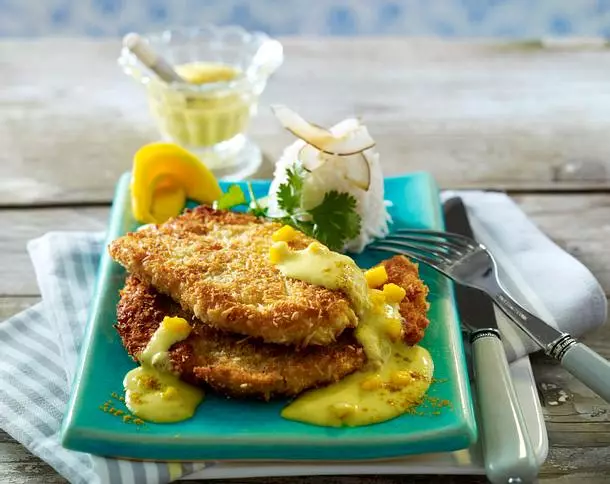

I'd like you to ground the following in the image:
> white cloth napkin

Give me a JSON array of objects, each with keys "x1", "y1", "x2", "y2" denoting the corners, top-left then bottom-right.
[
  {"x1": 442, "y1": 191, "x2": 607, "y2": 360},
  {"x1": 0, "y1": 192, "x2": 606, "y2": 483}
]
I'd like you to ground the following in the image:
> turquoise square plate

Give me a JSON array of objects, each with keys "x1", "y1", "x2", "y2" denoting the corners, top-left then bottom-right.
[{"x1": 61, "y1": 171, "x2": 477, "y2": 461}]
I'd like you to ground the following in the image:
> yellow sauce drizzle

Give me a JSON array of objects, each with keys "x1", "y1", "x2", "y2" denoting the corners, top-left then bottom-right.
[
  {"x1": 123, "y1": 316, "x2": 204, "y2": 423},
  {"x1": 282, "y1": 345, "x2": 433, "y2": 427},
  {"x1": 271, "y1": 242, "x2": 434, "y2": 427},
  {"x1": 271, "y1": 242, "x2": 370, "y2": 328}
]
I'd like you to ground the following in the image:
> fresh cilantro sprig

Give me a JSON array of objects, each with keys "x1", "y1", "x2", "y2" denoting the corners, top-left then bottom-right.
[
  {"x1": 213, "y1": 167, "x2": 361, "y2": 251},
  {"x1": 308, "y1": 191, "x2": 361, "y2": 250},
  {"x1": 276, "y1": 167, "x2": 304, "y2": 214}
]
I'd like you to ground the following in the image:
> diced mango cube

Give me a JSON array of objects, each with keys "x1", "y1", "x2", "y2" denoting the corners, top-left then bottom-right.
[
  {"x1": 369, "y1": 288, "x2": 386, "y2": 305},
  {"x1": 269, "y1": 242, "x2": 288, "y2": 264},
  {"x1": 382, "y1": 283, "x2": 406, "y2": 303},
  {"x1": 162, "y1": 386, "x2": 178, "y2": 400},
  {"x1": 360, "y1": 374, "x2": 383, "y2": 391},
  {"x1": 330, "y1": 402, "x2": 356, "y2": 418},
  {"x1": 385, "y1": 318, "x2": 403, "y2": 340},
  {"x1": 161, "y1": 316, "x2": 191, "y2": 335},
  {"x1": 390, "y1": 370, "x2": 414, "y2": 387},
  {"x1": 365, "y1": 265, "x2": 388, "y2": 288},
  {"x1": 308, "y1": 242, "x2": 326, "y2": 254},
  {"x1": 272, "y1": 225, "x2": 298, "y2": 242}
]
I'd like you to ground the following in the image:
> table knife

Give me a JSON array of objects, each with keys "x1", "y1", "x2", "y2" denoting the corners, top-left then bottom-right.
[{"x1": 444, "y1": 197, "x2": 538, "y2": 484}]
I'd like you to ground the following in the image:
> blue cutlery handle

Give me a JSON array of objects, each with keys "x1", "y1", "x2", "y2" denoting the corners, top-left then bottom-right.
[
  {"x1": 472, "y1": 331, "x2": 539, "y2": 484},
  {"x1": 561, "y1": 343, "x2": 610, "y2": 403}
]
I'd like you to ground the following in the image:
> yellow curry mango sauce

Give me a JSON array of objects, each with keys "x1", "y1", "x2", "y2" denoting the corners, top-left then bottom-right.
[
  {"x1": 147, "y1": 61, "x2": 251, "y2": 148},
  {"x1": 269, "y1": 240, "x2": 434, "y2": 427},
  {"x1": 123, "y1": 316, "x2": 204, "y2": 423}
]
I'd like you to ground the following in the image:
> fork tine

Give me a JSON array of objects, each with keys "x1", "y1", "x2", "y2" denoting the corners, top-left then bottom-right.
[
  {"x1": 385, "y1": 233, "x2": 467, "y2": 257},
  {"x1": 395, "y1": 228, "x2": 477, "y2": 250},
  {"x1": 377, "y1": 239, "x2": 454, "y2": 264},
  {"x1": 368, "y1": 243, "x2": 444, "y2": 270}
]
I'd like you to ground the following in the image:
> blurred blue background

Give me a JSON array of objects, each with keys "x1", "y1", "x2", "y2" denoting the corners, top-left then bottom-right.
[{"x1": 2, "y1": 0, "x2": 610, "y2": 38}]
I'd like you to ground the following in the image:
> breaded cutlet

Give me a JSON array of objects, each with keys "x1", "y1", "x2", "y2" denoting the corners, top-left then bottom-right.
[
  {"x1": 115, "y1": 256, "x2": 429, "y2": 399},
  {"x1": 108, "y1": 207, "x2": 357, "y2": 346},
  {"x1": 116, "y1": 275, "x2": 366, "y2": 400},
  {"x1": 382, "y1": 255, "x2": 430, "y2": 346}
]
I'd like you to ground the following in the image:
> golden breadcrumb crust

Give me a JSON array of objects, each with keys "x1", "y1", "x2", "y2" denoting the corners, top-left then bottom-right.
[
  {"x1": 379, "y1": 255, "x2": 430, "y2": 346},
  {"x1": 109, "y1": 206, "x2": 357, "y2": 346},
  {"x1": 114, "y1": 256, "x2": 429, "y2": 399},
  {"x1": 116, "y1": 276, "x2": 366, "y2": 399}
]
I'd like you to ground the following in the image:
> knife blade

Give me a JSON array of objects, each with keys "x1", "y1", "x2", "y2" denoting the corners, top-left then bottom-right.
[
  {"x1": 443, "y1": 198, "x2": 498, "y2": 335},
  {"x1": 443, "y1": 197, "x2": 538, "y2": 484}
]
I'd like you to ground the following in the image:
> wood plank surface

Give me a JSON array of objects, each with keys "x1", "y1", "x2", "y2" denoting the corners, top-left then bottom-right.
[
  {"x1": 3, "y1": 39, "x2": 610, "y2": 206},
  {"x1": 0, "y1": 207, "x2": 107, "y2": 296}
]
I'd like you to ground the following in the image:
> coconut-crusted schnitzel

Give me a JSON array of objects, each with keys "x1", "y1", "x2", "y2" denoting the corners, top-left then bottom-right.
[
  {"x1": 109, "y1": 207, "x2": 357, "y2": 346},
  {"x1": 115, "y1": 255, "x2": 429, "y2": 399},
  {"x1": 116, "y1": 276, "x2": 366, "y2": 399}
]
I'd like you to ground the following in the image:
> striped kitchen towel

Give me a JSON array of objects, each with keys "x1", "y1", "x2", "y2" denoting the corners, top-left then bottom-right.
[
  {"x1": 0, "y1": 192, "x2": 607, "y2": 483},
  {"x1": 0, "y1": 232, "x2": 207, "y2": 484}
]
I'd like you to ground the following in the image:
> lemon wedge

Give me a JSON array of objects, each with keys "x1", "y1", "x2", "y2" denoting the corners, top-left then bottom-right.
[{"x1": 131, "y1": 143, "x2": 222, "y2": 224}]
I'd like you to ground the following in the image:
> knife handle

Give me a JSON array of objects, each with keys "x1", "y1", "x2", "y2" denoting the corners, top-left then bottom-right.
[
  {"x1": 559, "y1": 341, "x2": 610, "y2": 403},
  {"x1": 471, "y1": 330, "x2": 539, "y2": 484},
  {"x1": 491, "y1": 283, "x2": 610, "y2": 403}
]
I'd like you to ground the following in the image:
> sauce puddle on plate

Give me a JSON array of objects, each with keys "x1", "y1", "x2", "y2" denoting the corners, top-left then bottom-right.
[
  {"x1": 123, "y1": 316, "x2": 204, "y2": 423},
  {"x1": 271, "y1": 241, "x2": 434, "y2": 427}
]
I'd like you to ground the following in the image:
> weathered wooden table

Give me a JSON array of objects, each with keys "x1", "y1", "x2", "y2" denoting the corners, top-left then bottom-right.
[{"x1": 1, "y1": 38, "x2": 610, "y2": 483}]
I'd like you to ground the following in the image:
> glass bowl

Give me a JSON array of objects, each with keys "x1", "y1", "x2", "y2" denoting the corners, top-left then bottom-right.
[{"x1": 119, "y1": 25, "x2": 283, "y2": 179}]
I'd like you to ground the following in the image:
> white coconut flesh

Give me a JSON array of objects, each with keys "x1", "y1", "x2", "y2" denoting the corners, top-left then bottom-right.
[
  {"x1": 268, "y1": 106, "x2": 390, "y2": 252},
  {"x1": 272, "y1": 105, "x2": 373, "y2": 191}
]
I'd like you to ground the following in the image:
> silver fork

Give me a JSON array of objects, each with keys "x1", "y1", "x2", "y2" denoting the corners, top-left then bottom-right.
[{"x1": 369, "y1": 229, "x2": 610, "y2": 403}]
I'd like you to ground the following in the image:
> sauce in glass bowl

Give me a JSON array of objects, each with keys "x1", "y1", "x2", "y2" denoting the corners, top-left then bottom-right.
[
  {"x1": 147, "y1": 62, "x2": 251, "y2": 148},
  {"x1": 119, "y1": 26, "x2": 283, "y2": 179}
]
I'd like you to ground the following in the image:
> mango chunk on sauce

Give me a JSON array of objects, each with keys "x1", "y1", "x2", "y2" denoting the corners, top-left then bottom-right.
[
  {"x1": 272, "y1": 225, "x2": 298, "y2": 242},
  {"x1": 382, "y1": 283, "x2": 407, "y2": 303},
  {"x1": 365, "y1": 266, "x2": 388, "y2": 288},
  {"x1": 269, "y1": 242, "x2": 288, "y2": 264},
  {"x1": 360, "y1": 374, "x2": 383, "y2": 390},
  {"x1": 161, "y1": 315, "x2": 191, "y2": 336},
  {"x1": 384, "y1": 317, "x2": 403, "y2": 340}
]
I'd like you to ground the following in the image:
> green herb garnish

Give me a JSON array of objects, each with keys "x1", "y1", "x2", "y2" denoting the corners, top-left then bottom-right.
[
  {"x1": 307, "y1": 190, "x2": 361, "y2": 250},
  {"x1": 214, "y1": 184, "x2": 247, "y2": 210},
  {"x1": 246, "y1": 182, "x2": 268, "y2": 218},
  {"x1": 214, "y1": 167, "x2": 361, "y2": 251},
  {"x1": 276, "y1": 167, "x2": 305, "y2": 214}
]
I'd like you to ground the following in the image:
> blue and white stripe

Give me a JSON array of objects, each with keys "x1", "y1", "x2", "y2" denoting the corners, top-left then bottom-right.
[{"x1": 0, "y1": 232, "x2": 207, "y2": 484}]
